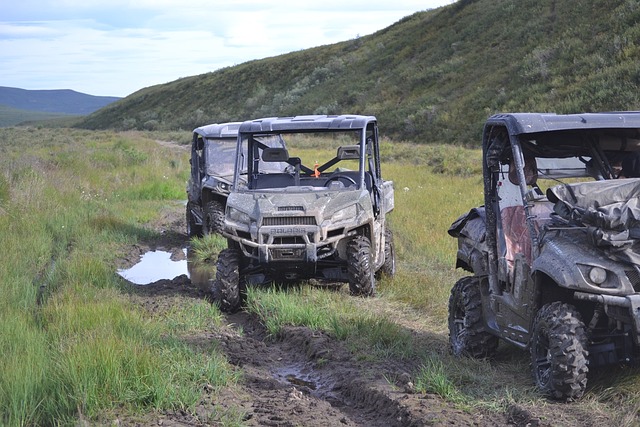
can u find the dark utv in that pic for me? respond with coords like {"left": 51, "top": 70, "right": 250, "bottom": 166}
{"left": 186, "top": 122, "right": 241, "bottom": 236}
{"left": 212, "top": 115, "right": 395, "bottom": 313}
{"left": 448, "top": 112, "right": 640, "bottom": 400}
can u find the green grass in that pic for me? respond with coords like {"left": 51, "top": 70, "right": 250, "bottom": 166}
{"left": 0, "top": 127, "right": 236, "bottom": 425}
{"left": 246, "top": 286, "right": 415, "bottom": 360}
{"left": 414, "top": 355, "right": 465, "bottom": 403}
{"left": 190, "top": 234, "right": 228, "bottom": 264}
{"left": 0, "top": 104, "right": 78, "bottom": 127}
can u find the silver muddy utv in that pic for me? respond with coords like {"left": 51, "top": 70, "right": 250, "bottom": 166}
{"left": 212, "top": 115, "right": 395, "bottom": 313}
{"left": 448, "top": 112, "right": 640, "bottom": 400}
{"left": 186, "top": 122, "right": 241, "bottom": 236}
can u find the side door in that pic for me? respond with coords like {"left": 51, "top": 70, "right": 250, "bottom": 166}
{"left": 490, "top": 142, "right": 540, "bottom": 345}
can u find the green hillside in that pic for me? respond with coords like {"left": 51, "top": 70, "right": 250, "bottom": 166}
{"left": 78, "top": 0, "right": 640, "bottom": 145}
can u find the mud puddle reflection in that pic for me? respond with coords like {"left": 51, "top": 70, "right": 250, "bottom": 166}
{"left": 118, "top": 249, "right": 188, "bottom": 285}
{"left": 118, "top": 248, "right": 217, "bottom": 289}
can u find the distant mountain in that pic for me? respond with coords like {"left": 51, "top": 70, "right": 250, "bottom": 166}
{"left": 0, "top": 86, "right": 121, "bottom": 115}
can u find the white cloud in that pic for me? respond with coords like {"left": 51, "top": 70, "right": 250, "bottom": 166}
{"left": 0, "top": 1, "right": 456, "bottom": 96}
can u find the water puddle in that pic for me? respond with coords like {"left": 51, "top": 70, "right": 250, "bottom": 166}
{"left": 188, "top": 259, "right": 216, "bottom": 291}
{"left": 118, "top": 250, "right": 188, "bottom": 285}
{"left": 274, "top": 364, "right": 319, "bottom": 391}
{"left": 273, "top": 363, "right": 343, "bottom": 405}
{"left": 118, "top": 247, "right": 217, "bottom": 289}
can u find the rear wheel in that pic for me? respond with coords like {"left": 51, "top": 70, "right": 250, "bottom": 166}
{"left": 448, "top": 276, "right": 498, "bottom": 358}
{"left": 204, "top": 200, "right": 225, "bottom": 235}
{"left": 347, "top": 235, "right": 375, "bottom": 296}
{"left": 530, "top": 302, "right": 589, "bottom": 401}
{"left": 212, "top": 248, "right": 246, "bottom": 313}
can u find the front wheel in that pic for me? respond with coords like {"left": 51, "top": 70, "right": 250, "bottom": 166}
{"left": 448, "top": 276, "right": 498, "bottom": 358}
{"left": 347, "top": 235, "right": 375, "bottom": 296}
{"left": 211, "top": 248, "right": 246, "bottom": 313}
{"left": 530, "top": 302, "right": 589, "bottom": 401}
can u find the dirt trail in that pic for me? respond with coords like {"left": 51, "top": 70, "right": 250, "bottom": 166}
{"left": 116, "top": 205, "right": 564, "bottom": 427}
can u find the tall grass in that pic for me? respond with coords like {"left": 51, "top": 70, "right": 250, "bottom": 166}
{"left": 246, "top": 286, "right": 415, "bottom": 360}
{"left": 0, "top": 128, "right": 236, "bottom": 425}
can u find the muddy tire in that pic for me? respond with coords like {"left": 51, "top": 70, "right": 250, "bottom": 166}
{"left": 204, "top": 200, "right": 225, "bottom": 235}
{"left": 448, "top": 276, "right": 498, "bottom": 358}
{"left": 186, "top": 203, "right": 203, "bottom": 237}
{"left": 212, "top": 248, "right": 245, "bottom": 313}
{"left": 347, "top": 235, "right": 375, "bottom": 296}
{"left": 530, "top": 302, "right": 589, "bottom": 401}
{"left": 376, "top": 226, "right": 396, "bottom": 278}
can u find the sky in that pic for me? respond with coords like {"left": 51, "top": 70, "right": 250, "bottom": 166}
{"left": 1, "top": 1, "right": 456, "bottom": 97}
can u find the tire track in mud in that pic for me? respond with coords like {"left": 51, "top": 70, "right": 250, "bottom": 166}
{"left": 212, "top": 311, "right": 505, "bottom": 427}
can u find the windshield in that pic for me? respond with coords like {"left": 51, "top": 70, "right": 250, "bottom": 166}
{"left": 237, "top": 130, "right": 375, "bottom": 191}
{"left": 205, "top": 139, "right": 237, "bottom": 176}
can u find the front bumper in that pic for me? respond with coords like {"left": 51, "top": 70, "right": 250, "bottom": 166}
{"left": 574, "top": 292, "right": 640, "bottom": 345}
{"left": 225, "top": 222, "right": 355, "bottom": 264}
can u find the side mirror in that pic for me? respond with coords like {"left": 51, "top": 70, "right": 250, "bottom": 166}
{"left": 262, "top": 147, "right": 290, "bottom": 162}
{"left": 194, "top": 136, "right": 204, "bottom": 151}
{"left": 336, "top": 145, "right": 360, "bottom": 160}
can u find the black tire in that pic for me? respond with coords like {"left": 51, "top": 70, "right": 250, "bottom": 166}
{"left": 347, "top": 235, "right": 375, "bottom": 296}
{"left": 376, "top": 226, "right": 396, "bottom": 278}
{"left": 204, "top": 200, "right": 225, "bottom": 235}
{"left": 212, "top": 248, "right": 245, "bottom": 313}
{"left": 530, "top": 302, "right": 589, "bottom": 401}
{"left": 448, "top": 277, "right": 498, "bottom": 358}
{"left": 186, "top": 203, "right": 203, "bottom": 237}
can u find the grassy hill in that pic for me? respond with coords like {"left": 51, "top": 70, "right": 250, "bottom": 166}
{"left": 78, "top": 0, "right": 640, "bottom": 144}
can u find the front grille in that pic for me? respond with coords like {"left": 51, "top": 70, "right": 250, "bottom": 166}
{"left": 270, "top": 248, "right": 306, "bottom": 260}
{"left": 262, "top": 216, "right": 316, "bottom": 226}
{"left": 626, "top": 269, "right": 640, "bottom": 291}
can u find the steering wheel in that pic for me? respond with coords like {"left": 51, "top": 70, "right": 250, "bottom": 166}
{"left": 325, "top": 174, "right": 357, "bottom": 187}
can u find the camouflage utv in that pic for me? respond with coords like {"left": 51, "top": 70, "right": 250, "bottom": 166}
{"left": 212, "top": 115, "right": 395, "bottom": 313}
{"left": 186, "top": 122, "right": 241, "bottom": 236}
{"left": 448, "top": 112, "right": 640, "bottom": 400}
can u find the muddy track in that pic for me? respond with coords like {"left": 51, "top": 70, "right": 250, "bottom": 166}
{"left": 116, "top": 205, "right": 551, "bottom": 427}
{"left": 129, "top": 284, "right": 508, "bottom": 426}
{"left": 211, "top": 311, "right": 477, "bottom": 427}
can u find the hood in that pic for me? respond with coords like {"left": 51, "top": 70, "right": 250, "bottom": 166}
{"left": 228, "top": 188, "right": 373, "bottom": 223}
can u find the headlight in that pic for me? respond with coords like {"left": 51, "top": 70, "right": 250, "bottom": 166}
{"left": 331, "top": 205, "right": 358, "bottom": 222}
{"left": 217, "top": 182, "right": 229, "bottom": 192}
{"left": 577, "top": 264, "right": 619, "bottom": 288}
{"left": 589, "top": 267, "right": 607, "bottom": 285}
{"left": 228, "top": 207, "right": 251, "bottom": 224}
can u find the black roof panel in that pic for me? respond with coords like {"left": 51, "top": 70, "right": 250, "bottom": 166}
{"left": 239, "top": 115, "right": 377, "bottom": 133}
{"left": 486, "top": 112, "right": 640, "bottom": 135}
